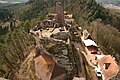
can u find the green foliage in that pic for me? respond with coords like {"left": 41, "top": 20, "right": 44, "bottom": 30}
{"left": 0, "top": 0, "right": 120, "bottom": 79}
{"left": 0, "top": 26, "right": 9, "bottom": 35}
{"left": 22, "top": 19, "right": 31, "bottom": 32}
{"left": 0, "top": 69, "right": 6, "bottom": 76}
{"left": 0, "top": 9, "right": 11, "bottom": 21}
{"left": 87, "top": 20, "right": 120, "bottom": 62}
{"left": 0, "top": 28, "right": 35, "bottom": 78}
{"left": 13, "top": 0, "right": 49, "bottom": 20}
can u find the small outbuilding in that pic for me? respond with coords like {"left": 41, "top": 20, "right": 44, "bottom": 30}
{"left": 96, "top": 55, "right": 119, "bottom": 80}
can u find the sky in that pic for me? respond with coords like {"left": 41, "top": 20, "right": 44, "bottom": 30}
{"left": 0, "top": 0, "right": 29, "bottom": 4}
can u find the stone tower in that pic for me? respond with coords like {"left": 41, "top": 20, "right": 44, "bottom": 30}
{"left": 56, "top": 2, "right": 64, "bottom": 27}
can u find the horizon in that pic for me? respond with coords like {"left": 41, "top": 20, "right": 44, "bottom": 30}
{"left": 0, "top": 0, "right": 28, "bottom": 4}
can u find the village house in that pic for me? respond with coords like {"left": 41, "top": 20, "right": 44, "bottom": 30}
{"left": 82, "top": 39, "right": 99, "bottom": 66}
{"left": 80, "top": 30, "right": 101, "bottom": 67}
{"left": 64, "top": 11, "right": 73, "bottom": 18}
{"left": 81, "top": 30, "right": 99, "bottom": 58}
{"left": 64, "top": 11, "right": 74, "bottom": 24}
{"left": 34, "top": 53, "right": 66, "bottom": 80}
{"left": 83, "top": 39, "right": 98, "bottom": 55}
{"left": 80, "top": 29, "right": 119, "bottom": 79}
{"left": 95, "top": 55, "right": 119, "bottom": 80}
{"left": 81, "top": 29, "right": 92, "bottom": 41}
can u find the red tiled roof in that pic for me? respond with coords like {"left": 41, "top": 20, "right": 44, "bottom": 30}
{"left": 34, "top": 54, "right": 54, "bottom": 80}
{"left": 41, "top": 53, "right": 55, "bottom": 64}
{"left": 34, "top": 53, "right": 66, "bottom": 80}
{"left": 98, "top": 55, "right": 119, "bottom": 80}
{"left": 51, "top": 63, "right": 66, "bottom": 79}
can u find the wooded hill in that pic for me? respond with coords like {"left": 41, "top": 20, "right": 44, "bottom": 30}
{"left": 0, "top": 0, "right": 120, "bottom": 79}
{"left": 5, "top": 0, "right": 120, "bottom": 31}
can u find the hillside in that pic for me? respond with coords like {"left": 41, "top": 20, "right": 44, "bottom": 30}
{"left": 10, "top": 0, "right": 120, "bottom": 30}
{"left": 14, "top": 0, "right": 120, "bottom": 79}
{"left": 0, "top": 0, "right": 120, "bottom": 79}
{"left": 0, "top": 29, "right": 36, "bottom": 79}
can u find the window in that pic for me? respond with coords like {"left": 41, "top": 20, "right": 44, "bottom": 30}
{"left": 104, "top": 63, "right": 111, "bottom": 69}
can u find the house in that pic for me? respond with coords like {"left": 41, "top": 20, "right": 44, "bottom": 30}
{"left": 64, "top": 11, "right": 68, "bottom": 15}
{"left": 96, "top": 55, "right": 119, "bottom": 80}
{"left": 83, "top": 39, "right": 98, "bottom": 47}
{"left": 34, "top": 53, "right": 66, "bottom": 80}
{"left": 64, "top": 11, "right": 74, "bottom": 24}
{"left": 64, "top": 12, "right": 73, "bottom": 19}
{"left": 65, "top": 14, "right": 73, "bottom": 18}
{"left": 64, "top": 11, "right": 73, "bottom": 18}
{"left": 83, "top": 39, "right": 98, "bottom": 54}
{"left": 82, "top": 39, "right": 99, "bottom": 66}
{"left": 81, "top": 30, "right": 92, "bottom": 41}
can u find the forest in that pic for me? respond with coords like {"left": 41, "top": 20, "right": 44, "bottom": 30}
{"left": 0, "top": 0, "right": 120, "bottom": 79}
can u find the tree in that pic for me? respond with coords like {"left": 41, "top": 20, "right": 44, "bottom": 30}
{"left": 23, "top": 20, "right": 31, "bottom": 32}
{"left": 0, "top": 9, "right": 10, "bottom": 22}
